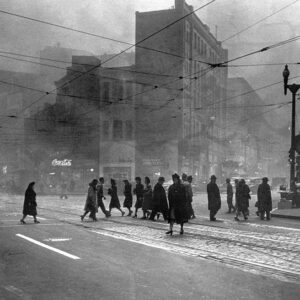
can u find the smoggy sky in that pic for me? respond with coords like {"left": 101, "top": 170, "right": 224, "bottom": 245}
{"left": 1, "top": 0, "right": 300, "bottom": 128}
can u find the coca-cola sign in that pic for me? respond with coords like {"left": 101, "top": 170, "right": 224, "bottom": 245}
{"left": 51, "top": 159, "right": 72, "bottom": 167}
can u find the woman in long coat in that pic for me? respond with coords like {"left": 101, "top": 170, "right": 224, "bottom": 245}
{"left": 257, "top": 177, "right": 272, "bottom": 220}
{"left": 123, "top": 179, "right": 133, "bottom": 216}
{"left": 132, "top": 177, "right": 144, "bottom": 218}
{"left": 234, "top": 179, "right": 250, "bottom": 221}
{"left": 81, "top": 179, "right": 98, "bottom": 221}
{"left": 108, "top": 179, "right": 125, "bottom": 216}
{"left": 141, "top": 177, "right": 153, "bottom": 219}
{"left": 149, "top": 177, "right": 169, "bottom": 221}
{"left": 166, "top": 173, "right": 188, "bottom": 235}
{"left": 20, "top": 182, "right": 39, "bottom": 224}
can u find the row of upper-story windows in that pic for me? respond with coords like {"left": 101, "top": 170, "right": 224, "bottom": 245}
{"left": 102, "top": 119, "right": 133, "bottom": 140}
{"left": 101, "top": 81, "right": 134, "bottom": 103}
{"left": 185, "top": 21, "right": 220, "bottom": 64}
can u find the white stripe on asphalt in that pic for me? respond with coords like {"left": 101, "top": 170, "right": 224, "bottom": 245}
{"left": 16, "top": 234, "right": 80, "bottom": 260}
{"left": 3, "top": 285, "right": 31, "bottom": 300}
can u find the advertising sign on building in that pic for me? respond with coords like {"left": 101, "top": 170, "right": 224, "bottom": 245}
{"left": 51, "top": 159, "right": 72, "bottom": 167}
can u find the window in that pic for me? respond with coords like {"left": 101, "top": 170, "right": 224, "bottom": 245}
{"left": 185, "top": 22, "right": 190, "bottom": 43}
{"left": 126, "top": 83, "right": 133, "bottom": 97}
{"left": 102, "top": 120, "right": 109, "bottom": 139}
{"left": 193, "top": 32, "right": 197, "bottom": 49}
{"left": 118, "top": 83, "right": 124, "bottom": 99}
{"left": 125, "top": 120, "right": 133, "bottom": 139}
{"left": 103, "top": 82, "right": 110, "bottom": 101}
{"left": 113, "top": 120, "right": 123, "bottom": 139}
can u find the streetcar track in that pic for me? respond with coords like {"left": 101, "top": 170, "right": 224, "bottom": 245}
{"left": 37, "top": 206, "right": 300, "bottom": 254}
{"left": 3, "top": 203, "right": 300, "bottom": 283}
{"left": 90, "top": 226, "right": 300, "bottom": 283}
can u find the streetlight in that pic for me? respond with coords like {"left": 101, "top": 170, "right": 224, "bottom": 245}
{"left": 283, "top": 64, "right": 300, "bottom": 193}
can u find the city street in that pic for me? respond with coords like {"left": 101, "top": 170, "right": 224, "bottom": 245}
{"left": 1, "top": 192, "right": 299, "bottom": 300}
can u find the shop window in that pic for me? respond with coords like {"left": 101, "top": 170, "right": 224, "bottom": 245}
{"left": 113, "top": 120, "right": 123, "bottom": 139}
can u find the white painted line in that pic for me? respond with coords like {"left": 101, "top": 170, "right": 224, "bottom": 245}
{"left": 3, "top": 285, "right": 31, "bottom": 300}
{"left": 37, "top": 217, "right": 47, "bottom": 220}
{"left": 16, "top": 234, "right": 80, "bottom": 260}
{"left": 43, "top": 238, "right": 72, "bottom": 242}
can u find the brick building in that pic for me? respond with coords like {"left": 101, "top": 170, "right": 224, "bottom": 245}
{"left": 135, "top": 0, "right": 228, "bottom": 181}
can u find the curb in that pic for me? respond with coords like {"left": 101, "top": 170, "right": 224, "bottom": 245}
{"left": 270, "top": 208, "right": 300, "bottom": 220}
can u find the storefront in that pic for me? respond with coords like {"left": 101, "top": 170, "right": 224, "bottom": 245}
{"left": 39, "top": 155, "right": 98, "bottom": 194}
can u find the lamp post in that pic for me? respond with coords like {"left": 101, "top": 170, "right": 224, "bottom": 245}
{"left": 283, "top": 65, "right": 300, "bottom": 193}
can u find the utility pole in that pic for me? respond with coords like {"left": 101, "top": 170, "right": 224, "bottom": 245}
{"left": 283, "top": 65, "right": 300, "bottom": 193}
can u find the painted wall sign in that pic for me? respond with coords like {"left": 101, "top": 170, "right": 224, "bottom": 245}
{"left": 51, "top": 159, "right": 72, "bottom": 167}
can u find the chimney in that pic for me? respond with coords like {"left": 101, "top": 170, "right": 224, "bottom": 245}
{"left": 175, "top": 0, "right": 184, "bottom": 10}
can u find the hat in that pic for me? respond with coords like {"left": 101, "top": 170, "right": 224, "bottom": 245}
{"left": 158, "top": 176, "right": 165, "bottom": 182}
{"left": 210, "top": 175, "right": 217, "bottom": 180}
{"left": 90, "top": 179, "right": 98, "bottom": 186}
{"left": 172, "top": 173, "right": 180, "bottom": 180}
{"left": 262, "top": 177, "right": 269, "bottom": 182}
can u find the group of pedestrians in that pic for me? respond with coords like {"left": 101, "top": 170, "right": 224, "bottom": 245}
{"left": 18, "top": 175, "right": 272, "bottom": 228}
{"left": 80, "top": 173, "right": 196, "bottom": 235}
{"left": 221, "top": 176, "right": 272, "bottom": 221}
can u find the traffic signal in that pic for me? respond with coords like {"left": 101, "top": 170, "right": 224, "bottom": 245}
{"left": 289, "top": 148, "right": 293, "bottom": 162}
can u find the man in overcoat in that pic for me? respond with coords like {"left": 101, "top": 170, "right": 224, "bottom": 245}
{"left": 234, "top": 179, "right": 250, "bottom": 221}
{"left": 207, "top": 175, "right": 221, "bottom": 221}
{"left": 257, "top": 177, "right": 272, "bottom": 220}
{"left": 166, "top": 173, "right": 188, "bottom": 235}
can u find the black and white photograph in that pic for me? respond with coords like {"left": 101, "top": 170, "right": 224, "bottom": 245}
{"left": 0, "top": 0, "right": 300, "bottom": 299}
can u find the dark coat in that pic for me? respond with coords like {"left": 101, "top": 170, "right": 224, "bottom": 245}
{"left": 207, "top": 182, "right": 221, "bottom": 211}
{"left": 168, "top": 183, "right": 189, "bottom": 224}
{"left": 152, "top": 183, "right": 168, "bottom": 215}
{"left": 23, "top": 188, "right": 37, "bottom": 216}
{"left": 96, "top": 183, "right": 104, "bottom": 206}
{"left": 123, "top": 184, "right": 133, "bottom": 208}
{"left": 133, "top": 183, "right": 144, "bottom": 209}
{"left": 84, "top": 185, "right": 97, "bottom": 212}
{"left": 142, "top": 184, "right": 153, "bottom": 211}
{"left": 108, "top": 185, "right": 121, "bottom": 209}
{"left": 257, "top": 182, "right": 272, "bottom": 211}
{"left": 227, "top": 183, "right": 233, "bottom": 198}
{"left": 236, "top": 183, "right": 250, "bottom": 211}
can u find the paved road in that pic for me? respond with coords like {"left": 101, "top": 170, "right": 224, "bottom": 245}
{"left": 1, "top": 192, "right": 300, "bottom": 300}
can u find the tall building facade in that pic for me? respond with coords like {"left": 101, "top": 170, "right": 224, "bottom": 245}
{"left": 135, "top": 0, "right": 228, "bottom": 181}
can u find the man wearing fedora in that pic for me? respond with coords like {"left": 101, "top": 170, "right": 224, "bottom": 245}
{"left": 257, "top": 177, "right": 272, "bottom": 220}
{"left": 207, "top": 175, "right": 221, "bottom": 221}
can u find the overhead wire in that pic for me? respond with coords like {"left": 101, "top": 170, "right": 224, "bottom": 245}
{"left": 221, "top": 0, "right": 300, "bottom": 43}
{"left": 1, "top": 0, "right": 298, "bottom": 145}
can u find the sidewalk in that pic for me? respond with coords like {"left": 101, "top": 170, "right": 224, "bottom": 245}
{"left": 271, "top": 208, "right": 300, "bottom": 220}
